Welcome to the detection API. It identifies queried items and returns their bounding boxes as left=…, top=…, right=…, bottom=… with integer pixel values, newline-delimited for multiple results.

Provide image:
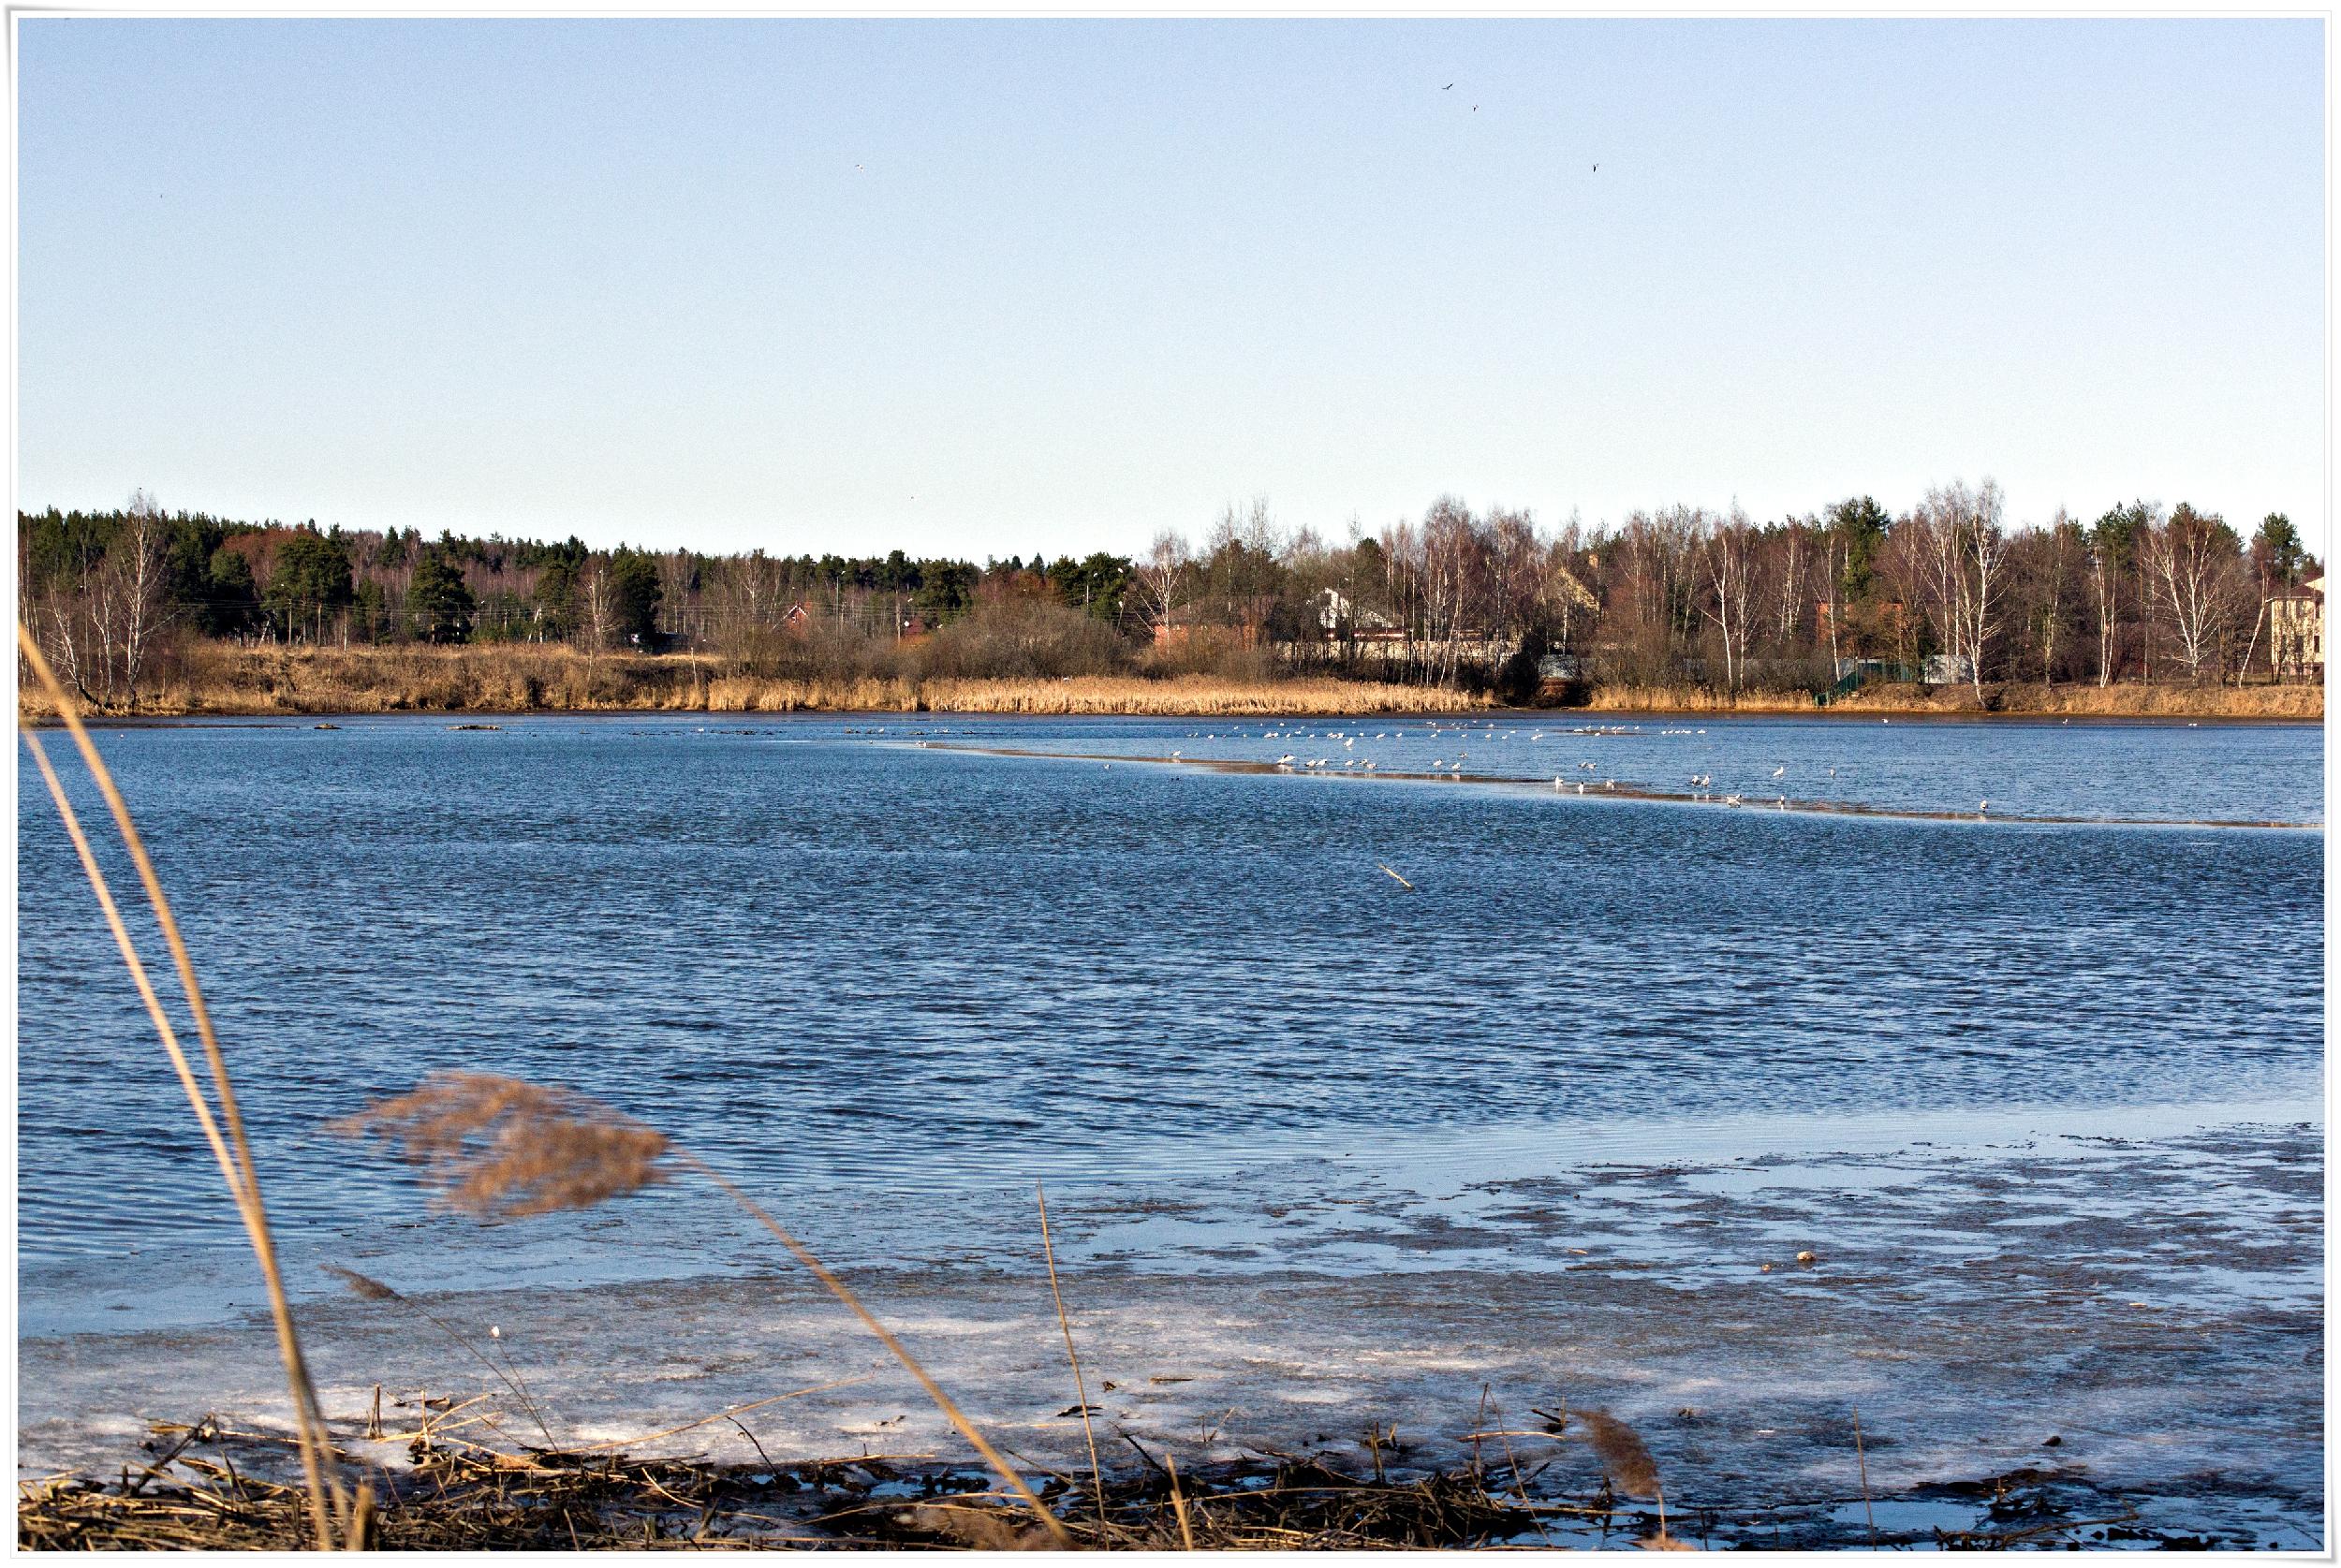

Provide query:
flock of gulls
left=1156, top=722, right=1995, bottom=820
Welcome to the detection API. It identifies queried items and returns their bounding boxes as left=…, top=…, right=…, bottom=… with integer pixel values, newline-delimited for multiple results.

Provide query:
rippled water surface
left=16, top=713, right=2324, bottom=1278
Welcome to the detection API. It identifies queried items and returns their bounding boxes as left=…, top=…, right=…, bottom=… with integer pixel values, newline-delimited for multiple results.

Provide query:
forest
left=15, top=482, right=2322, bottom=711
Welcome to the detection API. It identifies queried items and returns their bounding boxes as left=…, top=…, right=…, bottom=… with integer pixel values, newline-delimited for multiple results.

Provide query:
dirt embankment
left=18, top=643, right=2319, bottom=722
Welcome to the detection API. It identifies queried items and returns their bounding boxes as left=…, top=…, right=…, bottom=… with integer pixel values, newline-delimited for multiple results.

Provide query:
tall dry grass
left=27, top=639, right=2313, bottom=721
left=1580, top=679, right=2323, bottom=720
left=15, top=641, right=1493, bottom=718
left=16, top=624, right=354, bottom=1549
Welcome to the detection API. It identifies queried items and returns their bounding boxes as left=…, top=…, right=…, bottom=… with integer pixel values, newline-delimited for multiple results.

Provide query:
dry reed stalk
left=18, top=625, right=348, bottom=1550
left=679, top=1152, right=1073, bottom=1546
left=1853, top=1408, right=1876, bottom=1546
left=1477, top=1390, right=1556, bottom=1548
left=319, top=1267, right=557, bottom=1450
left=1164, top=1451, right=1196, bottom=1550
left=561, top=1375, right=876, bottom=1454
left=1036, top=1182, right=1107, bottom=1529
left=334, top=1071, right=1072, bottom=1546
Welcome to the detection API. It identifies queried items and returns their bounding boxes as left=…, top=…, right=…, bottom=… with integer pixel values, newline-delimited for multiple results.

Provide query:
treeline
left=16, top=482, right=2321, bottom=709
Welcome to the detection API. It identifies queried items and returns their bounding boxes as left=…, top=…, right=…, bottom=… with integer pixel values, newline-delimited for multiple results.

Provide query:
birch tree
left=2142, top=504, right=2244, bottom=682
left=1699, top=506, right=1759, bottom=691
left=1131, top=530, right=1192, bottom=642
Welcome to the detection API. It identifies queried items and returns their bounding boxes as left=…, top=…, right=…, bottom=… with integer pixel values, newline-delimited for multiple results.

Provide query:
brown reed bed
left=15, top=642, right=1493, bottom=719
left=21, top=638, right=2314, bottom=722
left=1580, top=678, right=2322, bottom=720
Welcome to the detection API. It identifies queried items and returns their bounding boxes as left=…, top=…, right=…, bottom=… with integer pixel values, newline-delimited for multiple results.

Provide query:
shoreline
left=20, top=1111, right=2320, bottom=1550
left=15, top=644, right=2320, bottom=723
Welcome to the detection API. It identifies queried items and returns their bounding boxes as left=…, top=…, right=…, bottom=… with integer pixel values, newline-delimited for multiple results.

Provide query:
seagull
left=1593, top=164, right=1598, bottom=172
left=1979, top=799, right=1989, bottom=816
left=1444, top=82, right=1453, bottom=90
left=1772, top=766, right=1786, bottom=778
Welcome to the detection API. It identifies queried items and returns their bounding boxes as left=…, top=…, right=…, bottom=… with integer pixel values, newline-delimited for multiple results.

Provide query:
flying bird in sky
left=1443, top=82, right=1453, bottom=90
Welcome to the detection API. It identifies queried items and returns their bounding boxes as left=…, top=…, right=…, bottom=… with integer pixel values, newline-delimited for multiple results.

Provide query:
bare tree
left=656, top=550, right=697, bottom=644
left=2020, top=509, right=2083, bottom=683
left=1774, top=515, right=1813, bottom=646
left=1888, top=478, right=2003, bottom=696
left=576, top=559, right=616, bottom=656
left=2142, top=504, right=2244, bottom=682
left=1485, top=506, right=1539, bottom=644
left=1699, top=506, right=1759, bottom=691
left=1539, top=525, right=1600, bottom=655
left=1951, top=481, right=2008, bottom=700
left=66, top=489, right=179, bottom=709
left=1417, top=496, right=1480, bottom=688
left=2088, top=535, right=2119, bottom=687
left=1131, top=530, right=1193, bottom=642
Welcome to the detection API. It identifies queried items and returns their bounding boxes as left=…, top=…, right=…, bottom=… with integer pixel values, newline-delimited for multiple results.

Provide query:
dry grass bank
left=1580, top=681, right=2323, bottom=721
left=20, top=643, right=2317, bottom=722
left=17, top=643, right=1490, bottom=720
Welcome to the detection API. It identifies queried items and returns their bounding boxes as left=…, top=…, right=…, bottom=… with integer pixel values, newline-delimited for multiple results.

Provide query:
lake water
left=18, top=712, right=2323, bottom=1261
left=14, top=711, right=2328, bottom=1542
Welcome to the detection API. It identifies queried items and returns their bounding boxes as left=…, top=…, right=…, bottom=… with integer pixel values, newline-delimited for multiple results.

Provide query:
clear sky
left=18, top=17, right=2328, bottom=559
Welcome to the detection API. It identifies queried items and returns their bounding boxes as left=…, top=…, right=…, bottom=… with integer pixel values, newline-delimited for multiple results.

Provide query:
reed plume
left=329, top=1072, right=669, bottom=1219
left=335, top=1070, right=1071, bottom=1546
left=321, top=1266, right=401, bottom=1303
left=1576, top=1409, right=1661, bottom=1500
left=1573, top=1407, right=1681, bottom=1546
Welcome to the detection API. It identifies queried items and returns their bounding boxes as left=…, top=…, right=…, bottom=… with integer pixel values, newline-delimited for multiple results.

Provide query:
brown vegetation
left=14, top=642, right=1493, bottom=720
left=16, top=640, right=2317, bottom=722
left=1580, top=680, right=2322, bottom=721
left=19, top=1416, right=1705, bottom=1551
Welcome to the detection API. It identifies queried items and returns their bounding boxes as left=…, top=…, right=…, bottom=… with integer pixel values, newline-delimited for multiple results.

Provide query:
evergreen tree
left=408, top=549, right=475, bottom=644
left=263, top=529, right=354, bottom=641
left=608, top=548, right=663, bottom=645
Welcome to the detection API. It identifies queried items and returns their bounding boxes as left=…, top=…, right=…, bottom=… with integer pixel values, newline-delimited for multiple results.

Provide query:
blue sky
left=18, top=18, right=2327, bottom=558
